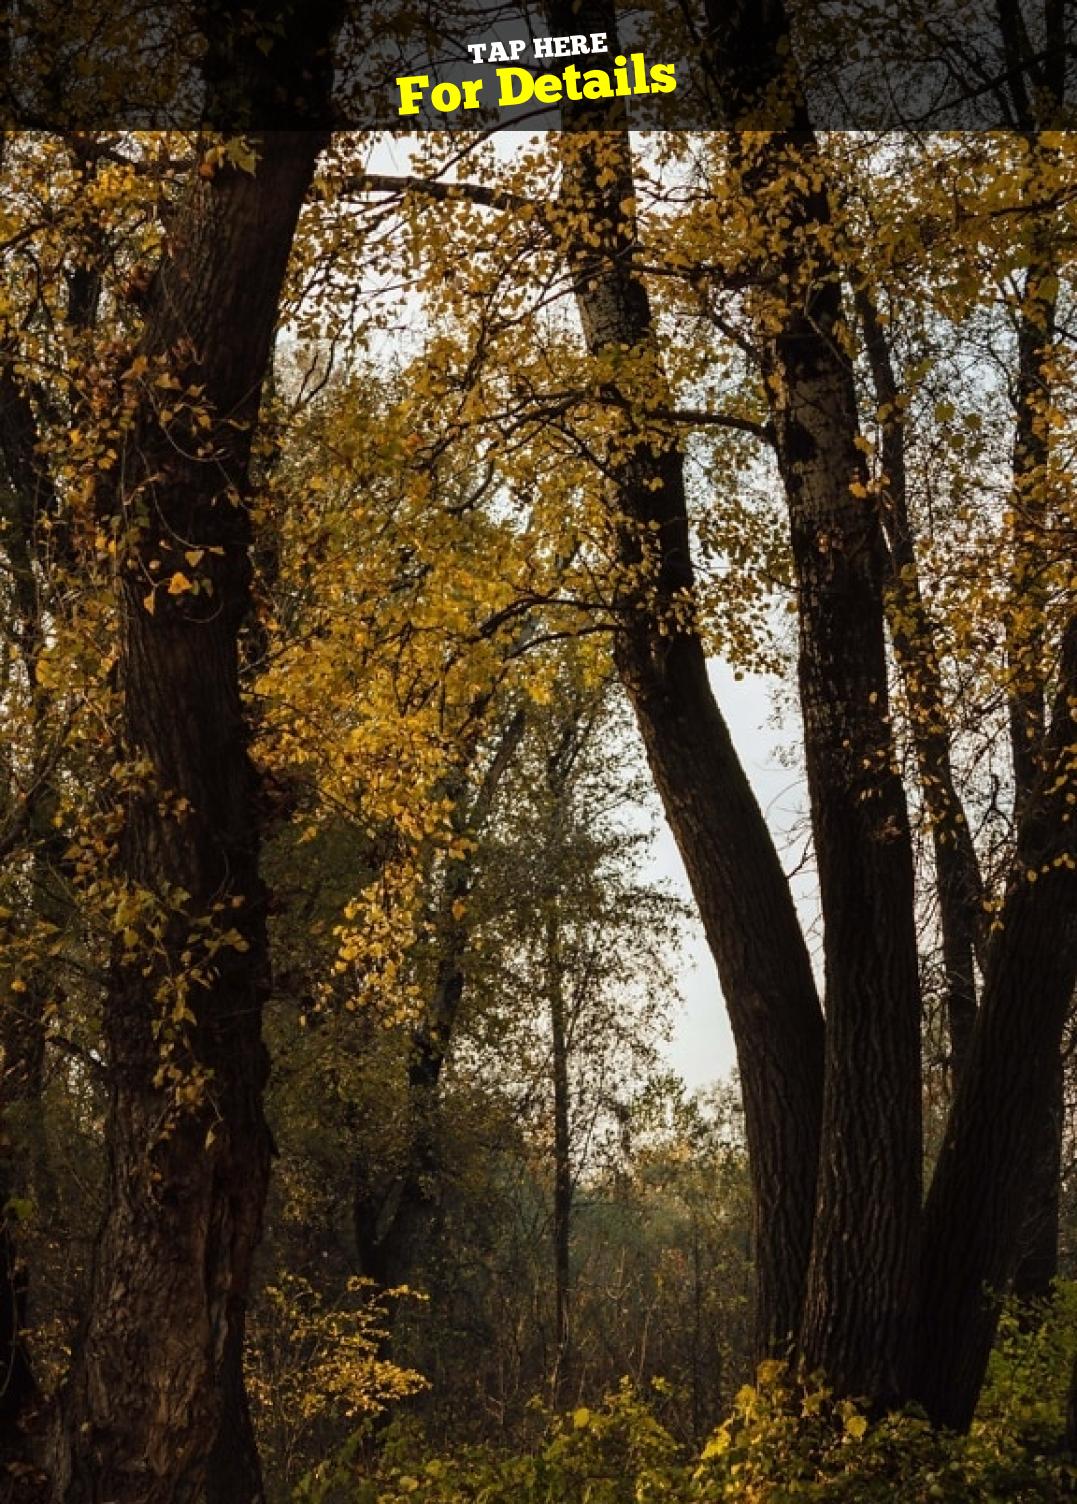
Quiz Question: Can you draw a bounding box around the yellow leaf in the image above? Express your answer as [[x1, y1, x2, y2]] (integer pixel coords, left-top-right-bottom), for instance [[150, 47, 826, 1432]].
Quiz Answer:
[[167, 572, 192, 595]]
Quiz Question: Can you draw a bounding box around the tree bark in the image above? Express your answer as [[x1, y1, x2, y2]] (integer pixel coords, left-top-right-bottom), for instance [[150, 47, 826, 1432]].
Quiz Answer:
[[1005, 237, 1064, 1304], [544, 0, 825, 1363], [772, 217, 921, 1409], [692, 89, 922, 1398], [0, 334, 87, 1486], [47, 127, 330, 1503]]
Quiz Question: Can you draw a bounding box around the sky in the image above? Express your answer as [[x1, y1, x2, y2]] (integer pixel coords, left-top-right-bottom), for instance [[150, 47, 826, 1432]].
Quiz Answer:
[[648, 661, 817, 1093], [357, 133, 819, 1097]]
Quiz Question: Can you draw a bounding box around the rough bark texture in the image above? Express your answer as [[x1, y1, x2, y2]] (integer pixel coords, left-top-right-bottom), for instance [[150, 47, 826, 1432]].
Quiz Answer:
[[770, 242, 921, 1406], [915, 618, 1077, 1430], [1007, 258, 1056, 815], [1005, 252, 1065, 1303], [690, 87, 922, 1397], [612, 589, 825, 1363], [544, 0, 825, 1363], [47, 127, 330, 1503]]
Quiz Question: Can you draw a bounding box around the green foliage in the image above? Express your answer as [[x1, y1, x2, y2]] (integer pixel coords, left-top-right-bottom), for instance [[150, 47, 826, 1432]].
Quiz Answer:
[[693, 1356, 1073, 1502], [977, 1284, 1077, 1459], [330, 1287, 1077, 1504], [368, 1381, 688, 1504]]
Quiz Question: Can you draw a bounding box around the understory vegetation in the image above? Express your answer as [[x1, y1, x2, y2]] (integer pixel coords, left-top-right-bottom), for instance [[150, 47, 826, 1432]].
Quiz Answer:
[[303, 1295, 1077, 1502]]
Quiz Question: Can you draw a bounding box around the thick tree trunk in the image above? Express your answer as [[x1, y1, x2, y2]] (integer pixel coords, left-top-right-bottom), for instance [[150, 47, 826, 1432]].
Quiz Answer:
[[47, 128, 329, 1503], [1006, 252, 1063, 1303], [774, 302, 921, 1407], [915, 618, 1077, 1430], [613, 614, 825, 1363], [692, 4, 922, 1405], [542, 61, 825, 1356], [709, 115, 923, 1406]]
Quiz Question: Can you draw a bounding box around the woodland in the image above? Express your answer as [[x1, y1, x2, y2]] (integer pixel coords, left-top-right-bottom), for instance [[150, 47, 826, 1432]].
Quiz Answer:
[[1, 0, 1077, 1500]]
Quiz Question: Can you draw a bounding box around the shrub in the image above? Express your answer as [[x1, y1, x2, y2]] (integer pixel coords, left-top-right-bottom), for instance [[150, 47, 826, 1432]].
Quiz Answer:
[[302, 1283, 1077, 1503]]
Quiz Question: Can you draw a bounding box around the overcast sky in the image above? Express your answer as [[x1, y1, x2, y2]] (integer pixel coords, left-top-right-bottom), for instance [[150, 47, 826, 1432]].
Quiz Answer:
[[650, 660, 817, 1092], [357, 133, 817, 1099]]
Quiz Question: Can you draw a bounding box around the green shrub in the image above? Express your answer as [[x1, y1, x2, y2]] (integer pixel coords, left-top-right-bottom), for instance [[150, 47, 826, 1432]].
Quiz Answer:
[[300, 1283, 1077, 1504]]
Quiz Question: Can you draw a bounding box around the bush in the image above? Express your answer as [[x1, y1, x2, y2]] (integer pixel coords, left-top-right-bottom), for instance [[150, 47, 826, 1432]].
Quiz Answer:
[[301, 1284, 1077, 1503]]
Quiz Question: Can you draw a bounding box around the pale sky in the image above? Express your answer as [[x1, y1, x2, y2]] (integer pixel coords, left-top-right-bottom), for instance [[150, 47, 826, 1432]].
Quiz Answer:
[[355, 133, 819, 1097], [651, 660, 818, 1092]]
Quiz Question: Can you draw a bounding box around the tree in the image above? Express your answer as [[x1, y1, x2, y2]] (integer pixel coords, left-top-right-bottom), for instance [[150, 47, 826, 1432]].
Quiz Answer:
[[343, 0, 1077, 1426], [31, 10, 342, 1492]]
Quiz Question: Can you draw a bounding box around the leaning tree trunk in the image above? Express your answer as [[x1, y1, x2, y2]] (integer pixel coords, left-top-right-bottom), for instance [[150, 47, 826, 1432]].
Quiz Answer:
[[544, 0, 825, 1363], [47, 125, 330, 1503]]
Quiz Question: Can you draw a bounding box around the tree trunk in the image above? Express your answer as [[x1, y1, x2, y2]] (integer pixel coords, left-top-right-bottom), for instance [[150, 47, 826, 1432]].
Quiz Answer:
[[702, 109, 922, 1404], [691, 1, 923, 1405], [1006, 241, 1063, 1305], [353, 943, 464, 1291], [0, 333, 87, 1484], [915, 617, 1077, 1430], [47, 127, 329, 1503], [1006, 263, 1055, 814], [541, 6, 825, 1359], [856, 290, 984, 1084], [0, 1102, 40, 1489], [0, 912, 47, 1462]]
